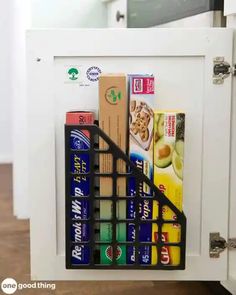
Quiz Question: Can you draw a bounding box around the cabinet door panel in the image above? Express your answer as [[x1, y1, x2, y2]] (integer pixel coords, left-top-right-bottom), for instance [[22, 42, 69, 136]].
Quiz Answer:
[[27, 28, 233, 280]]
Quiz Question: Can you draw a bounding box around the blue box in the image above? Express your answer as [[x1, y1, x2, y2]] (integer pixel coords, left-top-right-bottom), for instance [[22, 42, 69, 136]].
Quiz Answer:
[[127, 199, 153, 264], [70, 128, 90, 265], [66, 110, 95, 265]]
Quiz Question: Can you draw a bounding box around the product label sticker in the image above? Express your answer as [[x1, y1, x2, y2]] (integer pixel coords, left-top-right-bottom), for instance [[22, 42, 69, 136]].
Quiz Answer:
[[164, 113, 176, 142], [86, 66, 102, 82], [132, 77, 154, 95], [63, 65, 102, 87]]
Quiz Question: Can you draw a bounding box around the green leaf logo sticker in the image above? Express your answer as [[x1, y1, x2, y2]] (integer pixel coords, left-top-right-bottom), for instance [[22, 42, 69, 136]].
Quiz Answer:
[[105, 87, 122, 105], [68, 68, 79, 80]]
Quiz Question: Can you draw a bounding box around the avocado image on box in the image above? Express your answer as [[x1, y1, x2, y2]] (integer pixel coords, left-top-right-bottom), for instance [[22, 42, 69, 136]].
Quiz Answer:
[[153, 111, 185, 266], [155, 136, 174, 168], [99, 74, 128, 265]]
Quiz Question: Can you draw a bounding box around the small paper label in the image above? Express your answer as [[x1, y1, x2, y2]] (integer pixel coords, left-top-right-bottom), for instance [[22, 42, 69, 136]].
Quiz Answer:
[[164, 114, 176, 142]]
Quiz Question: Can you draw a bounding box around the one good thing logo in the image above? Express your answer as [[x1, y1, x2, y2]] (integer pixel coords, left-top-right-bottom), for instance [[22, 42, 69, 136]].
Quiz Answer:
[[1, 278, 17, 294], [1, 278, 56, 294]]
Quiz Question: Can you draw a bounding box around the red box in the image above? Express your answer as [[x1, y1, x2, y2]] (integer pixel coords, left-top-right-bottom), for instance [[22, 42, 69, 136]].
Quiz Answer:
[[66, 111, 95, 125]]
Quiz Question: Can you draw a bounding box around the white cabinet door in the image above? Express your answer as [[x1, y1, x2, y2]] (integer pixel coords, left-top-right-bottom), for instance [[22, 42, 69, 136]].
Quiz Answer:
[[27, 28, 233, 280]]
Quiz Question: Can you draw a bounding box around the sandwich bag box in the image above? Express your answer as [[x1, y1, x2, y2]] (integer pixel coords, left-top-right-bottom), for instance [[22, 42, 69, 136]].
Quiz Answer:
[[127, 74, 157, 264]]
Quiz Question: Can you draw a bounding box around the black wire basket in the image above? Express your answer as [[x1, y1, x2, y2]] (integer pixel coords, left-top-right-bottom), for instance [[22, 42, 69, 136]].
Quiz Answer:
[[65, 123, 186, 270]]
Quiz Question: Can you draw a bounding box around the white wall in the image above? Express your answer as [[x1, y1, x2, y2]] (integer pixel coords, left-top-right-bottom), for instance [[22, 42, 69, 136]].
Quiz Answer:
[[31, 0, 107, 28], [12, 0, 31, 218], [0, 0, 13, 163], [13, 0, 108, 219]]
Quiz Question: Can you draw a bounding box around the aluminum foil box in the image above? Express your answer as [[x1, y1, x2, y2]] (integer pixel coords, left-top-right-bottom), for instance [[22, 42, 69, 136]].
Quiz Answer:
[[66, 111, 94, 265]]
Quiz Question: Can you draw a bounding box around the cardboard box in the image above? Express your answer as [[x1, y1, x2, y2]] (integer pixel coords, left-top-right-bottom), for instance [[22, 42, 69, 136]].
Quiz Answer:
[[153, 111, 185, 266], [66, 111, 95, 265], [99, 74, 128, 264], [127, 75, 155, 264]]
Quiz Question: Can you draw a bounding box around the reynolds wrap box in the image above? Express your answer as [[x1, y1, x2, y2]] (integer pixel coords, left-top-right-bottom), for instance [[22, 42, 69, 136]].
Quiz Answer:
[[66, 111, 95, 265], [99, 74, 128, 264], [127, 75, 156, 264], [153, 111, 185, 266]]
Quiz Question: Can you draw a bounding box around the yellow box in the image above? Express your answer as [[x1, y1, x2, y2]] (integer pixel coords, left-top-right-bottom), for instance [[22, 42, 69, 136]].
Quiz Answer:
[[152, 111, 185, 266]]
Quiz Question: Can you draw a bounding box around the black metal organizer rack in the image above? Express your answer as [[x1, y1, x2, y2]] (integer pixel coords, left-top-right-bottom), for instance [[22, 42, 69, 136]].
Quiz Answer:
[[65, 124, 186, 270]]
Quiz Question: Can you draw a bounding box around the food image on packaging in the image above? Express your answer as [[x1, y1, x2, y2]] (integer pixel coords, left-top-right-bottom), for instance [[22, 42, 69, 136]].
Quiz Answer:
[[172, 141, 184, 180], [154, 112, 185, 179], [155, 136, 174, 168], [130, 100, 154, 151], [153, 111, 185, 266]]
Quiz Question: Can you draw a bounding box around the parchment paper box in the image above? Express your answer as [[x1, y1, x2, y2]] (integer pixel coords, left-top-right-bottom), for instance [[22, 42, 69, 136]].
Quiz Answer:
[[153, 111, 185, 266], [99, 74, 128, 264]]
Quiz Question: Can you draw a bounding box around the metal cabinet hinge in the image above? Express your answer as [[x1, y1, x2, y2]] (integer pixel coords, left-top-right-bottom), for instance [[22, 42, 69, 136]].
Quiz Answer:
[[210, 232, 236, 258], [213, 57, 236, 84]]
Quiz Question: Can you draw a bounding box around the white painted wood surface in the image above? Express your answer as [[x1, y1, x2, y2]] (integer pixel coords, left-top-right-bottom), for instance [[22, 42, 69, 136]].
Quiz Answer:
[[224, 0, 236, 16], [227, 15, 236, 28], [27, 28, 233, 280], [221, 30, 236, 294]]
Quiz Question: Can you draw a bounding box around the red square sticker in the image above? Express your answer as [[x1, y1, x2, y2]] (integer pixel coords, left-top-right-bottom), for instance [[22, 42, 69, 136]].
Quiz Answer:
[[132, 77, 154, 95]]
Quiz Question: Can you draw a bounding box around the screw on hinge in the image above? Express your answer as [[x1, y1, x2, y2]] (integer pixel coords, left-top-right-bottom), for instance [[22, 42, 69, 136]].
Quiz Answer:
[[228, 238, 236, 249]]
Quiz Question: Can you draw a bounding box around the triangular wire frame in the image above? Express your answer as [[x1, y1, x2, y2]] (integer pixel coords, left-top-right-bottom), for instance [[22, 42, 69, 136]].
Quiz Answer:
[[65, 124, 186, 270]]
